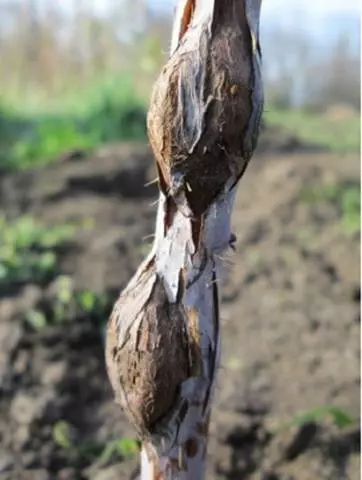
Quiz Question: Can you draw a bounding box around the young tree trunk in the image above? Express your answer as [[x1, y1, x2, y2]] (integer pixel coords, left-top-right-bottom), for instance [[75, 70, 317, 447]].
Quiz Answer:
[[105, 1, 264, 478]]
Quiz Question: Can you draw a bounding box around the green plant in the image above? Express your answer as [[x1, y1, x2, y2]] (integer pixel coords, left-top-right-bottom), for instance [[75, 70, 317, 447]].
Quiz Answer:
[[300, 184, 340, 204], [25, 276, 113, 331], [0, 75, 148, 171], [52, 420, 138, 464], [98, 438, 139, 463], [25, 310, 47, 331], [278, 405, 355, 432], [340, 185, 360, 232], [81, 77, 147, 143], [0, 216, 75, 285], [265, 108, 360, 152], [53, 421, 74, 450], [300, 182, 360, 233], [10, 120, 98, 169]]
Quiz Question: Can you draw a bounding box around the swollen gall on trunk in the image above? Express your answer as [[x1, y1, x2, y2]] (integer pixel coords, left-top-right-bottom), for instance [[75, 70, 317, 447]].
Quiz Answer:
[[147, 0, 263, 219]]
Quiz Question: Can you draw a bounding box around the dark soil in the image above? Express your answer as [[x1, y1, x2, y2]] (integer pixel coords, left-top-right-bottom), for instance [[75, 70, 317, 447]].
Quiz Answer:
[[0, 131, 359, 480]]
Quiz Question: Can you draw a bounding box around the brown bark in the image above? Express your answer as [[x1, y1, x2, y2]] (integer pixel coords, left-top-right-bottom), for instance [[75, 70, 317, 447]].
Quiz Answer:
[[147, 0, 262, 218]]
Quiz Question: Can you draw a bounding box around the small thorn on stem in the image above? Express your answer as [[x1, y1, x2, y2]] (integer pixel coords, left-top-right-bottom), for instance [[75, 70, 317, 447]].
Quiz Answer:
[[144, 178, 159, 187]]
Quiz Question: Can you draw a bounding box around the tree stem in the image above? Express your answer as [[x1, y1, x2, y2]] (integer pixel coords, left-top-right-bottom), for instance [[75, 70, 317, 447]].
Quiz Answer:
[[105, 1, 263, 478], [136, 186, 236, 479]]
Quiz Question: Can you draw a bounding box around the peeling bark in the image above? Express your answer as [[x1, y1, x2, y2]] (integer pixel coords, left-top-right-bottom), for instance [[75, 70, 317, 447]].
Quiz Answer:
[[148, 0, 263, 218], [105, 0, 263, 478]]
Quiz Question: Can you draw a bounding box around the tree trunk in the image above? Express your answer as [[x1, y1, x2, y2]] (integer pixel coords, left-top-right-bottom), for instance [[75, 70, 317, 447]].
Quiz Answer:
[[105, 1, 264, 479]]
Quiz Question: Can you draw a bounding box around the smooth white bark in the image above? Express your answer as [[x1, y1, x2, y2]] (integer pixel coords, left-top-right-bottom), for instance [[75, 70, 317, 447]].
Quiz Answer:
[[139, 184, 237, 480]]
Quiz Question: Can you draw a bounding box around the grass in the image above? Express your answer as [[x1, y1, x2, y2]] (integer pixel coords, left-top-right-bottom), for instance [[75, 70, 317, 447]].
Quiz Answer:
[[300, 181, 360, 233], [0, 216, 75, 285], [265, 108, 360, 152], [0, 73, 359, 171], [1, 75, 359, 171], [0, 75, 148, 171]]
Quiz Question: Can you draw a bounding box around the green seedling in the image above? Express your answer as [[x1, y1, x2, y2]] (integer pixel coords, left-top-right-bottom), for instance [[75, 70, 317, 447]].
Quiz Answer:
[[25, 310, 47, 331], [25, 276, 113, 330], [53, 419, 138, 465], [300, 182, 360, 234], [277, 405, 355, 433], [53, 420, 74, 450], [0, 216, 75, 285], [340, 186, 360, 233], [98, 438, 139, 464], [0, 215, 74, 284]]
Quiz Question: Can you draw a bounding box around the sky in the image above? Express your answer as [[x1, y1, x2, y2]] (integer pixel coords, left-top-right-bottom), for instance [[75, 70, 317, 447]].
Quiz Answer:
[[150, 0, 360, 15], [0, 0, 359, 44], [1, 0, 358, 16], [154, 0, 360, 52]]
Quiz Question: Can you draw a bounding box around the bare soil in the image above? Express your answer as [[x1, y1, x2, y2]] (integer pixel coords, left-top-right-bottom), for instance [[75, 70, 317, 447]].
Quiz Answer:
[[0, 131, 359, 480]]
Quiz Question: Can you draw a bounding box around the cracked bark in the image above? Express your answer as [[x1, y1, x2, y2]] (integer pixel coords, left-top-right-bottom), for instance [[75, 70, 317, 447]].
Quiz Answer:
[[105, 0, 263, 478]]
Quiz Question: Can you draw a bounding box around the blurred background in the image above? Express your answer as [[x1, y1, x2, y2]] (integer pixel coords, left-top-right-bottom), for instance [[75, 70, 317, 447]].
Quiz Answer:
[[0, 1, 360, 479]]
